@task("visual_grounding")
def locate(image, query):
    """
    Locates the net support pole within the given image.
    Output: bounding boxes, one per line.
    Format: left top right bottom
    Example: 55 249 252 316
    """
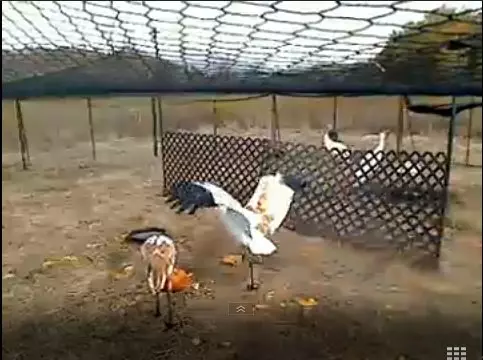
396 96 404 154
270 94 280 143
212 99 218 136
156 97 164 153
14 99 30 170
332 96 338 130
439 96 458 258
464 97 474 166
156 96 167 194
86 97 96 161
151 97 158 157
151 27 160 158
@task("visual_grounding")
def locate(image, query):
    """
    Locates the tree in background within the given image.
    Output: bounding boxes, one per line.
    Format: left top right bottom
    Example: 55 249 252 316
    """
376 6 482 86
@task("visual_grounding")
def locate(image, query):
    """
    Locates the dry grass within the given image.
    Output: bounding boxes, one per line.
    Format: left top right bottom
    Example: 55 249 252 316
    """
2 95 482 161
2 97 482 360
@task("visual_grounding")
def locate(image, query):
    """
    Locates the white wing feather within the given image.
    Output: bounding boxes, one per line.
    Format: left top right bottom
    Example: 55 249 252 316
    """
265 181 294 234
218 206 277 256
193 181 243 210
245 176 270 210
246 228 277 255
245 173 295 235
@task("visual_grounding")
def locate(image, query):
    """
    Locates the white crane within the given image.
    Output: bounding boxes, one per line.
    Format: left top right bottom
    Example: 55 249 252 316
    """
354 130 389 186
165 172 307 290
323 129 351 159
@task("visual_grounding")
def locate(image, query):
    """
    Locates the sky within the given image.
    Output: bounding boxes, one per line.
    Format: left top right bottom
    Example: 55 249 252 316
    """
2 1 481 72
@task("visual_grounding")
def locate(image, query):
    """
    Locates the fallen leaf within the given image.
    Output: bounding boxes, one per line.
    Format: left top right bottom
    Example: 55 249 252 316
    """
42 255 91 269
86 243 102 249
220 254 242 267
110 264 135 279
296 297 318 307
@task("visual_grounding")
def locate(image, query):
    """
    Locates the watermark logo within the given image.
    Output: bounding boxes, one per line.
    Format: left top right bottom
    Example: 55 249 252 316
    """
228 302 255 316
446 346 467 360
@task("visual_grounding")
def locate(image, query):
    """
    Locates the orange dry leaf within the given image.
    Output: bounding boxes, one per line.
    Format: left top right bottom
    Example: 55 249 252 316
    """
221 254 242 267
296 297 318 307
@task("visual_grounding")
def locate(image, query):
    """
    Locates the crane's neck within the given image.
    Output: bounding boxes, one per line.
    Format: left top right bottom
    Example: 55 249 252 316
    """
375 132 387 152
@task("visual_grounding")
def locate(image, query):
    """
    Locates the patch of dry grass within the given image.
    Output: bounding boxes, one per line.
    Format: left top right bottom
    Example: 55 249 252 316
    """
2 95 481 151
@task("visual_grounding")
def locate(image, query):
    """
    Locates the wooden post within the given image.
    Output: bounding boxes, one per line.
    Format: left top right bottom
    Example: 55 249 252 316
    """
332 96 338 130
212 99 218 136
464 97 474 166
156 96 167 192
396 96 404 154
156 97 164 148
14 99 30 170
270 94 280 142
86 98 96 161
150 97 158 157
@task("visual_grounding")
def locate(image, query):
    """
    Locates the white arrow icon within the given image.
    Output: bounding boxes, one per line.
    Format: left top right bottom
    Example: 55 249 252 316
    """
236 305 246 313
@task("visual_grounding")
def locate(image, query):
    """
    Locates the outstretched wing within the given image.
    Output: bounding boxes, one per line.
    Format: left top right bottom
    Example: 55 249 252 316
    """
248 227 277 255
165 181 242 214
264 178 296 234
218 206 277 256
245 175 271 211
194 182 242 210
245 173 307 235
222 207 253 239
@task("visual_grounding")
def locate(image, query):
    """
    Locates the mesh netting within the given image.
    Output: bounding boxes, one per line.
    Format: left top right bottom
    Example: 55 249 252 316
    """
2 1 482 98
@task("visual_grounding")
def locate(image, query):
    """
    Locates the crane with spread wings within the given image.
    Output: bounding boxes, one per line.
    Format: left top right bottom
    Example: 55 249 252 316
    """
165 172 308 290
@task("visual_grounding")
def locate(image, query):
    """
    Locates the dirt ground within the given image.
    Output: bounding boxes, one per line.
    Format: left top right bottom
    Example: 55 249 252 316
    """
2 136 482 360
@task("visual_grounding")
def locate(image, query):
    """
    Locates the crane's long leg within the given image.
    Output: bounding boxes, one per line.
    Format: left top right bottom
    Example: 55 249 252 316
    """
147 264 162 317
154 292 161 317
165 281 174 328
147 264 155 294
248 260 255 290
246 253 261 291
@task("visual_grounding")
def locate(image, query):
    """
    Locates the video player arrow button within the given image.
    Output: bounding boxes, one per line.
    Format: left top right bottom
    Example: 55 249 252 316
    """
228 302 255 315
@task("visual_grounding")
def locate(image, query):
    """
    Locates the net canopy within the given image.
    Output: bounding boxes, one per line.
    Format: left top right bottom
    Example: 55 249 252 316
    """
2 1 482 99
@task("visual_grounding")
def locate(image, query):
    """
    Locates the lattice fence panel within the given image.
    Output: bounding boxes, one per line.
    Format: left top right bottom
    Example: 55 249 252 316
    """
162 131 270 206
263 144 447 256
162 132 448 259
